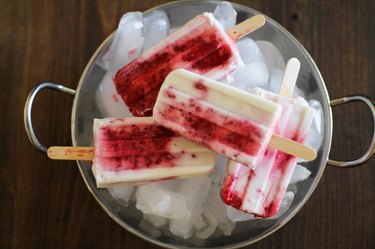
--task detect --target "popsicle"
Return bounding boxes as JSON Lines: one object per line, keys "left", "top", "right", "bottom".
{"left": 153, "top": 69, "right": 316, "bottom": 169}
{"left": 220, "top": 58, "right": 314, "bottom": 217}
{"left": 47, "top": 117, "right": 215, "bottom": 187}
{"left": 114, "top": 13, "right": 266, "bottom": 116}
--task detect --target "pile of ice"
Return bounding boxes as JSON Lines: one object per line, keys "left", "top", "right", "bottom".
{"left": 95, "top": 2, "right": 324, "bottom": 240}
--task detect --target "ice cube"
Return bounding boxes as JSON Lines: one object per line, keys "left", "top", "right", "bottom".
{"left": 267, "top": 68, "right": 284, "bottom": 93}
{"left": 95, "top": 72, "right": 132, "bottom": 117}
{"left": 193, "top": 212, "right": 206, "bottom": 232}
{"left": 108, "top": 184, "right": 134, "bottom": 206}
{"left": 136, "top": 183, "right": 190, "bottom": 220}
{"left": 269, "top": 191, "right": 295, "bottom": 219}
{"left": 194, "top": 208, "right": 219, "bottom": 239}
{"left": 160, "top": 179, "right": 182, "bottom": 189}
{"left": 144, "top": 214, "right": 168, "bottom": 228}
{"left": 309, "top": 99, "right": 324, "bottom": 135}
{"left": 179, "top": 177, "right": 212, "bottom": 220}
{"left": 231, "top": 38, "right": 269, "bottom": 90}
{"left": 287, "top": 184, "right": 298, "bottom": 194}
{"left": 236, "top": 38, "right": 264, "bottom": 63}
{"left": 102, "top": 12, "right": 144, "bottom": 72}
{"left": 169, "top": 176, "right": 212, "bottom": 239}
{"left": 139, "top": 218, "right": 162, "bottom": 238}
{"left": 293, "top": 86, "right": 305, "bottom": 98}
{"left": 256, "top": 40, "right": 285, "bottom": 73}
{"left": 290, "top": 165, "right": 311, "bottom": 184}
{"left": 143, "top": 10, "right": 170, "bottom": 51}
{"left": 231, "top": 60, "right": 269, "bottom": 90}
{"left": 213, "top": 1, "right": 237, "bottom": 30}
{"left": 265, "top": 61, "right": 304, "bottom": 97}
{"left": 169, "top": 219, "right": 194, "bottom": 239}
{"left": 226, "top": 206, "right": 255, "bottom": 222}
{"left": 301, "top": 99, "right": 324, "bottom": 156}
{"left": 206, "top": 184, "right": 235, "bottom": 235}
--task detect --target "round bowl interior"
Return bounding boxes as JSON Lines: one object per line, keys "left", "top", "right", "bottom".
{"left": 71, "top": 1, "right": 332, "bottom": 248}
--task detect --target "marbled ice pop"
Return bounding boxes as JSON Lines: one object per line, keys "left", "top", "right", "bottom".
{"left": 220, "top": 88, "right": 314, "bottom": 217}
{"left": 153, "top": 69, "right": 282, "bottom": 168}
{"left": 92, "top": 117, "right": 215, "bottom": 187}
{"left": 114, "top": 12, "right": 243, "bottom": 116}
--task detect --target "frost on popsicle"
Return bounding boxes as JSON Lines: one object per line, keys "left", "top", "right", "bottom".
{"left": 97, "top": 2, "right": 325, "bottom": 240}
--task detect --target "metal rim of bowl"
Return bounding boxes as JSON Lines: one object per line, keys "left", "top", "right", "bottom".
{"left": 70, "top": 1, "right": 332, "bottom": 248}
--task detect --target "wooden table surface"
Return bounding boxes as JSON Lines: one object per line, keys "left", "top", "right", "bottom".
{"left": 1, "top": 0, "right": 374, "bottom": 248}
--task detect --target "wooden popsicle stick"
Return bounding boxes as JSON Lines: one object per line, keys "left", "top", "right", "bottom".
{"left": 274, "top": 58, "right": 317, "bottom": 160}
{"left": 47, "top": 146, "right": 95, "bottom": 160}
{"left": 269, "top": 134, "right": 317, "bottom": 161}
{"left": 47, "top": 136, "right": 316, "bottom": 162}
{"left": 278, "top": 57, "right": 300, "bottom": 98}
{"left": 227, "top": 14, "right": 266, "bottom": 41}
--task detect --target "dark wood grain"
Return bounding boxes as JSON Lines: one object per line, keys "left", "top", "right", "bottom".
{"left": 1, "top": 0, "right": 374, "bottom": 248}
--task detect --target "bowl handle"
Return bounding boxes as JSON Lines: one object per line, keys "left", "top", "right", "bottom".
{"left": 327, "top": 95, "right": 375, "bottom": 167}
{"left": 24, "top": 83, "right": 76, "bottom": 153}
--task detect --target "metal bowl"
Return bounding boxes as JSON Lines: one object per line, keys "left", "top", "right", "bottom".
{"left": 24, "top": 1, "right": 375, "bottom": 248}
